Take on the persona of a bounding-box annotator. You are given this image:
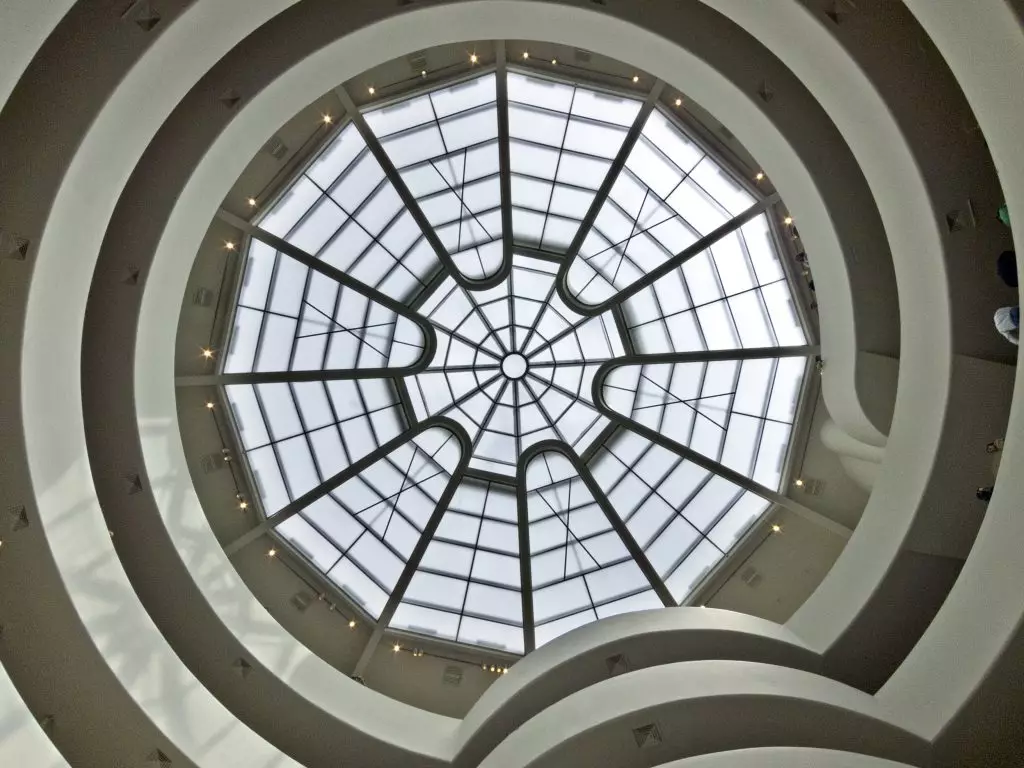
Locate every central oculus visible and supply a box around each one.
[501,353,528,380]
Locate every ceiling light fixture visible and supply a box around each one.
[224,241,236,251]
[393,643,401,653]
[239,501,248,510]
[470,53,478,64]
[783,215,794,226]
[755,171,765,181]
[322,114,332,125]
[368,86,375,95]
[632,75,640,83]
[771,524,782,533]
[348,619,356,628]
[675,98,682,107]
[267,547,277,557]
[421,70,427,77]
[247,197,257,207]
[551,58,558,65]
[205,401,215,410]
[522,51,529,59]
[794,478,804,487]
[201,348,214,359]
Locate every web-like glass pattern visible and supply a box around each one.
[219,64,812,655]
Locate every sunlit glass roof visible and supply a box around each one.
[219,64,811,655]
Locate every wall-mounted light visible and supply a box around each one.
[632,75,640,83]
[794,478,805,487]
[267,547,277,558]
[247,197,257,207]
[771,523,782,533]
[783,216,794,226]
[224,241,236,251]
[201,348,214,360]
[755,171,765,182]
[368,86,376,96]
[470,53,478,64]
[348,620,357,629]
[551,58,558,65]
[393,643,401,653]
[522,51,529,59]
[205,401,215,410]
[322,114,332,125]
[674,98,682,107]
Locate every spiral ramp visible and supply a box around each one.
[0,1,1021,766]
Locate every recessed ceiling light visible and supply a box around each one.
[784,216,794,226]
[675,98,682,107]
[755,171,765,181]
[522,51,529,59]
[470,53,478,64]
[632,75,639,83]
[368,86,375,95]
[201,348,214,359]
[551,58,558,65]
[247,197,257,207]
[205,401,215,410]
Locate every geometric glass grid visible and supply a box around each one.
[567,111,756,305]
[365,74,503,282]
[220,62,813,656]
[276,426,462,619]
[525,451,663,648]
[405,254,622,475]
[506,72,641,254]
[390,479,525,653]
[588,428,772,604]
[601,356,808,489]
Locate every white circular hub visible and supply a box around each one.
[501,353,528,380]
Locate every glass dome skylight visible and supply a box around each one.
[218,63,812,655]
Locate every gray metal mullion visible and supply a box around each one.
[559,194,780,317]
[536,87,577,247]
[225,416,465,554]
[218,210,436,361]
[372,436,473,631]
[336,85,505,291]
[471,379,510,452]
[495,41,514,279]
[558,444,675,607]
[594,402,850,539]
[516,442,557,653]
[561,81,664,265]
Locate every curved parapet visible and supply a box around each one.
[477,661,929,768]
[456,609,819,766]
[657,748,917,767]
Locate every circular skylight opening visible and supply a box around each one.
[214,58,813,656]
[501,353,528,380]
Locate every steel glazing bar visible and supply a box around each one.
[224,416,465,555]
[590,355,851,539]
[495,41,514,278]
[558,193,781,316]
[362,421,473,648]
[560,445,676,607]
[563,80,665,262]
[216,208,437,361]
[335,85,509,290]
[515,441,551,653]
